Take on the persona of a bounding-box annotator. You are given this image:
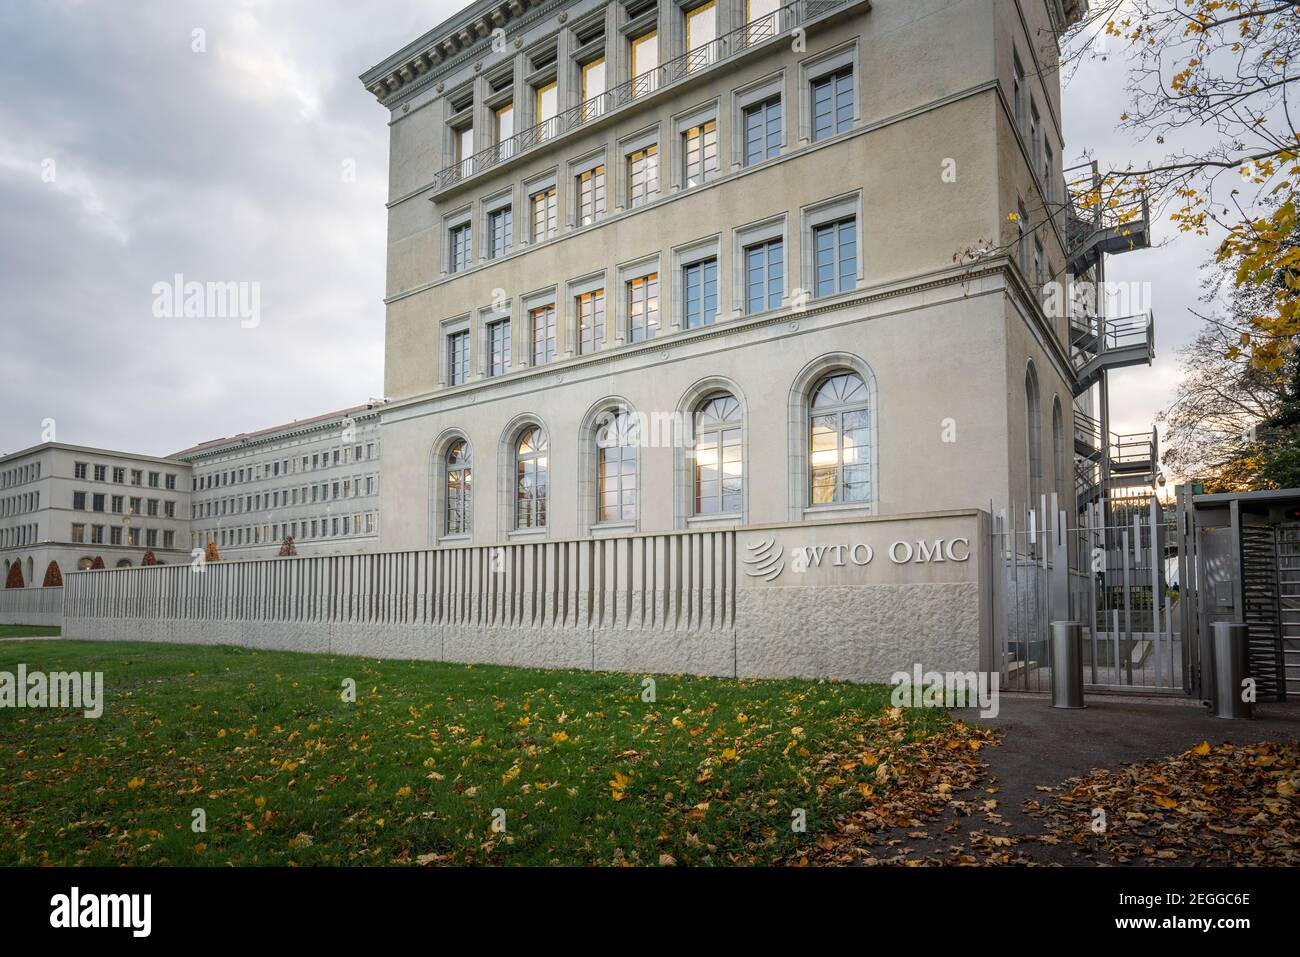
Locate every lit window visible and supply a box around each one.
[530,304,557,365]
[515,427,548,529]
[628,273,660,343]
[631,30,658,94]
[685,2,717,71]
[809,372,871,505]
[531,187,558,241]
[445,440,472,535]
[694,394,742,515]
[577,165,607,226]
[577,289,606,354]
[629,145,659,207]
[488,318,511,376]
[683,120,718,187]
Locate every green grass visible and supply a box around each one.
[0,625,60,638]
[0,640,947,866]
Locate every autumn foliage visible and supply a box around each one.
[4,562,23,589]
[204,542,221,563]
[42,562,62,588]
[141,550,158,567]
[89,556,105,571]
[278,537,298,557]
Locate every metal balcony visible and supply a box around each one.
[1072,311,1155,396]
[1109,428,1159,488]
[1064,160,1151,274]
[1074,409,1102,459]
[429,0,865,197]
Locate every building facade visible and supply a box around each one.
[173,404,384,559]
[360,0,1150,552]
[0,443,192,584]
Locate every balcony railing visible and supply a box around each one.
[431,0,858,194]
[1064,160,1151,269]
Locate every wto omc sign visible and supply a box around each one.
[742,535,971,582]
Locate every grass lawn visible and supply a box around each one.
[0,640,950,866]
[0,625,61,638]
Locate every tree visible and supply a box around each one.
[42,562,62,588]
[89,556,105,570]
[4,562,23,589]
[141,550,158,566]
[204,542,221,563]
[278,536,298,557]
[1064,1,1300,369]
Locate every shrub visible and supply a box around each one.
[278,536,298,557]
[4,562,23,589]
[141,550,158,566]
[42,562,62,587]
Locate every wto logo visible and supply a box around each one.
[743,537,784,581]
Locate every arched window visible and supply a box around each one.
[809,372,870,504]
[444,439,472,535]
[693,394,742,514]
[596,410,639,522]
[1051,398,1065,505]
[1026,365,1042,504]
[515,427,548,529]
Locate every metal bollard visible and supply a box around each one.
[1210,622,1252,720]
[1050,620,1085,709]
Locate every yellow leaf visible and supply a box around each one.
[127,778,144,790]
[1192,741,1211,756]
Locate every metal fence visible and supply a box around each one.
[992,496,1184,693]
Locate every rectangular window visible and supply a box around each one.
[683,258,718,329]
[631,30,658,95]
[148,471,159,488]
[745,238,784,313]
[628,273,660,342]
[812,68,854,141]
[456,124,474,165]
[92,493,105,512]
[581,57,606,119]
[110,526,122,546]
[447,329,470,385]
[743,96,781,165]
[683,120,718,188]
[112,467,125,483]
[146,529,158,548]
[163,530,174,549]
[71,523,85,543]
[577,289,606,354]
[488,206,512,258]
[531,187,558,241]
[746,0,780,32]
[1030,103,1040,168]
[131,469,142,486]
[530,304,557,365]
[628,144,659,208]
[91,525,104,544]
[685,2,717,71]
[1017,201,1029,275]
[449,222,472,272]
[813,218,856,296]
[488,318,511,376]
[74,462,87,480]
[111,495,123,514]
[1043,141,1054,203]
[576,164,607,226]
[93,465,106,482]
[535,80,558,134]
[1013,54,1025,129]
[495,102,514,158]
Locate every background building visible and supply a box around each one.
[360,0,1153,550]
[0,443,192,583]
[174,403,384,559]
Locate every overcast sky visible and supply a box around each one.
[0,0,1212,461]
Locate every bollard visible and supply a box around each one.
[1050,620,1085,709]
[1210,622,1252,720]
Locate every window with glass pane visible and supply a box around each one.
[629,145,659,207]
[685,2,717,71]
[447,330,470,385]
[449,222,472,272]
[581,57,606,120]
[488,206,512,258]
[535,81,558,133]
[628,273,660,342]
[744,238,783,313]
[683,120,718,187]
[694,394,742,514]
[456,125,474,163]
[813,218,856,296]
[488,318,511,376]
[577,289,606,354]
[631,30,658,95]
[745,0,780,42]
[495,102,514,158]
[743,96,781,165]
[515,427,548,528]
[530,304,556,365]
[597,411,639,523]
[445,440,472,535]
[811,67,854,141]
[808,372,870,505]
[577,165,606,226]
[683,258,718,328]
[531,187,557,240]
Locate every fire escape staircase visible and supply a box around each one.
[1073,410,1159,506]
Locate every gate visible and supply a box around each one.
[991,494,1188,694]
